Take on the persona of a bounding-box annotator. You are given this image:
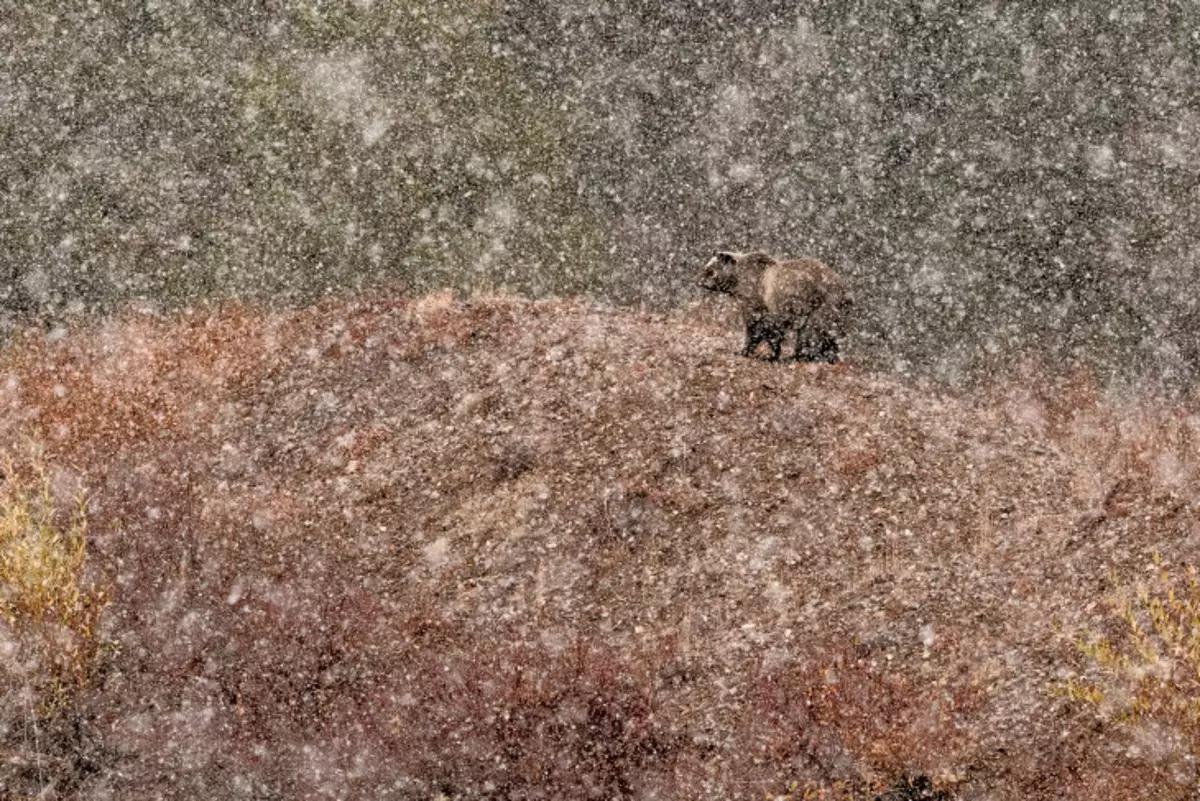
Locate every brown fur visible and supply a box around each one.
[696,250,851,362]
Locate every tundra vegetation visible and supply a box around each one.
[0,292,1199,798]
[0,448,108,793]
[1059,558,1200,761]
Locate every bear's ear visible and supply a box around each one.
[715,251,738,265]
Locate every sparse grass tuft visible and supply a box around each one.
[0,448,107,713]
[1061,556,1200,762]
[0,447,109,797]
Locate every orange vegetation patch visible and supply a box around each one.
[1,305,267,452]
[0,288,524,461]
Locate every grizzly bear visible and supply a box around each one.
[696,250,851,363]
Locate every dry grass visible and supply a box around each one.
[0,448,105,698]
[0,446,108,797]
[2,288,1200,799]
[1059,558,1200,789]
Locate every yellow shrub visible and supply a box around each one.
[0,450,107,713]
[1062,556,1200,754]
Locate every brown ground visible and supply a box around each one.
[3,288,1200,799]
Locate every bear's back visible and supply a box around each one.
[761,258,844,318]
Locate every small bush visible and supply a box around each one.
[1060,557,1200,767]
[0,448,108,793]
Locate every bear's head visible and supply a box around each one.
[696,250,775,295]
[696,251,739,294]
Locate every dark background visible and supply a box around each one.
[5,1,1200,387]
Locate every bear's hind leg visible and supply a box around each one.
[815,335,839,363]
[794,327,839,363]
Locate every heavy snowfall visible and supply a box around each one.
[3,3,1200,799]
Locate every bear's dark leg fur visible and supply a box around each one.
[743,317,785,361]
[795,329,839,363]
[767,334,783,361]
[815,335,839,363]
